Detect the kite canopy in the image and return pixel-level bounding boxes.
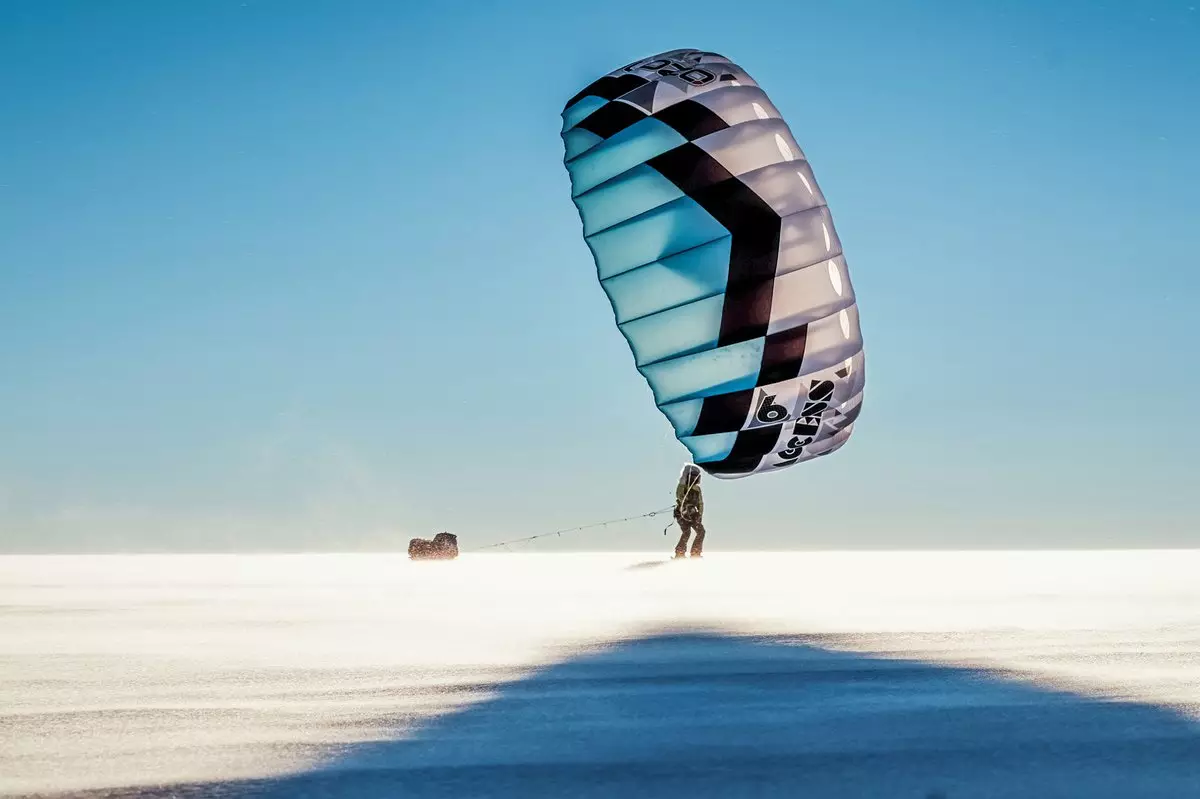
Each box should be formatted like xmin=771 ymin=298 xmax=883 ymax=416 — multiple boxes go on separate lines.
xmin=561 ymin=49 xmax=865 ymax=479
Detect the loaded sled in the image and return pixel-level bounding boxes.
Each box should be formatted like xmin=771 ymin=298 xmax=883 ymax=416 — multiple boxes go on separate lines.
xmin=408 ymin=532 xmax=459 ymax=561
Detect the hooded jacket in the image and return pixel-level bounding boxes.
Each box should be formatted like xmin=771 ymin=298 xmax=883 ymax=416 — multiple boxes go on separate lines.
xmin=675 ymin=464 xmax=704 ymax=519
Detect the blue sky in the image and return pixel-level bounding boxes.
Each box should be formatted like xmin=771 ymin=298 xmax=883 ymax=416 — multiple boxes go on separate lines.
xmin=2 ymin=0 xmax=1197 ymax=553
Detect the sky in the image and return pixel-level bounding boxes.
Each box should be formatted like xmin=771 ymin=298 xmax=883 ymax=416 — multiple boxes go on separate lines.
xmin=1 ymin=0 xmax=1198 ymax=553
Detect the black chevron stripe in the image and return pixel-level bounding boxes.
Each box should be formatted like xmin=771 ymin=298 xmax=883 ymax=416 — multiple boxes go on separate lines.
xmin=758 ymin=325 xmax=810 ymax=386
xmin=570 ymin=89 xmax=810 ymax=475
xmin=577 ymin=97 xmax=729 ymax=142
xmin=690 ymin=389 xmax=753 ymax=437
xmin=701 ymin=426 xmax=781 ymax=476
xmin=575 ymin=101 xmax=647 ymax=139
xmin=645 ymin=144 xmax=780 ymax=347
xmin=563 ymin=74 xmax=648 ymax=112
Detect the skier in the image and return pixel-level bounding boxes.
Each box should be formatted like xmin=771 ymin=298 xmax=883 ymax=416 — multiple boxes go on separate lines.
xmin=673 ymin=463 xmax=706 ymax=559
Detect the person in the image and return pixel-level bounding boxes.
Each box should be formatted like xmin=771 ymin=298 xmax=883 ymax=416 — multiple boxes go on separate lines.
xmin=673 ymin=463 xmax=706 ymax=559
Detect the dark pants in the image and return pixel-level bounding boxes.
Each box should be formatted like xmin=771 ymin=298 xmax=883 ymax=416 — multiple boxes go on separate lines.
xmin=674 ymin=514 xmax=706 ymax=557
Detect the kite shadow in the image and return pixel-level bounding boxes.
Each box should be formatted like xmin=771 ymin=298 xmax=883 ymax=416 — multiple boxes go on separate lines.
xmin=94 ymin=631 xmax=1200 ymax=798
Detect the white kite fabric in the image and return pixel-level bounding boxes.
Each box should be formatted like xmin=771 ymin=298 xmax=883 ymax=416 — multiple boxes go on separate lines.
xmin=561 ymin=49 xmax=865 ymax=478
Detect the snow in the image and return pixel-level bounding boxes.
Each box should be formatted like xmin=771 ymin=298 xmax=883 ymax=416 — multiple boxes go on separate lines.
xmin=1 ymin=551 xmax=1198 ymax=797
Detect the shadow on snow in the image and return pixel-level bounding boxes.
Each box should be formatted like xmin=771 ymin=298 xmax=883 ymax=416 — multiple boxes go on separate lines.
xmin=79 ymin=631 xmax=1200 ymax=798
